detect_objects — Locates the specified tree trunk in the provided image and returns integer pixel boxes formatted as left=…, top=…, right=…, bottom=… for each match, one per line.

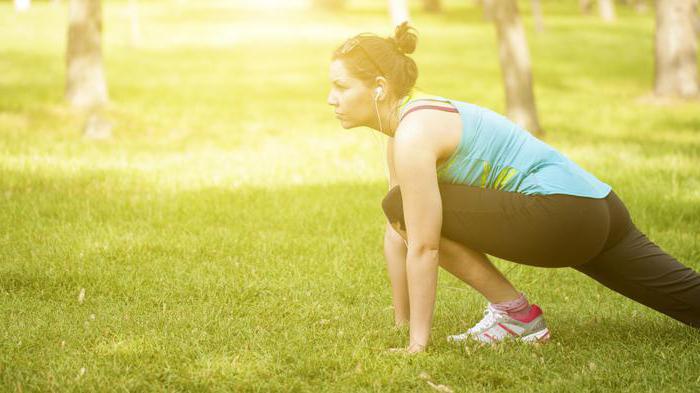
left=66, top=0, right=108, bottom=109
left=654, top=0, right=699, bottom=98
left=579, top=0, right=593, bottom=14
left=388, top=0, right=410, bottom=26
left=128, top=0, right=141, bottom=46
left=473, top=0, right=494, bottom=21
left=482, top=0, right=494, bottom=21
left=693, top=0, right=700, bottom=36
left=491, top=0, right=542, bottom=136
left=598, top=0, right=616, bottom=23
left=632, top=0, right=649, bottom=13
left=15, top=0, right=31, bottom=12
left=532, top=0, right=544, bottom=33
left=422, top=0, right=441, bottom=13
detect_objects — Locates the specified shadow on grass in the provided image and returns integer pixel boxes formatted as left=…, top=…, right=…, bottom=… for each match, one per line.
left=556, top=315, right=700, bottom=346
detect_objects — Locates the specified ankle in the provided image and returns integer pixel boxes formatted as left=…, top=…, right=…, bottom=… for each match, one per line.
left=491, top=292, right=532, bottom=320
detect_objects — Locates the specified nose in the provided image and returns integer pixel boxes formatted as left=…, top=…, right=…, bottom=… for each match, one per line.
left=327, top=91, right=338, bottom=107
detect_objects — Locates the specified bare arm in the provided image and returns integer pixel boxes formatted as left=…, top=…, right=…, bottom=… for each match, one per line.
left=394, top=120, right=443, bottom=352
left=384, top=137, right=410, bottom=327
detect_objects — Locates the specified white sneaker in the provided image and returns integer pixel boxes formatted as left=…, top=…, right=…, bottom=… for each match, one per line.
left=448, top=304, right=550, bottom=344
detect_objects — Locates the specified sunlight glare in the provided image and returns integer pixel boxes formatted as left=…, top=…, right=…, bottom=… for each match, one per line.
left=237, top=0, right=309, bottom=10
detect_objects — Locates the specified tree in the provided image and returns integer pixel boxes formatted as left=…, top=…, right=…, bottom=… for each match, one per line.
left=694, top=0, right=700, bottom=35
left=579, top=0, right=593, bottom=14
left=128, top=0, right=141, bottom=46
left=66, top=0, right=108, bottom=109
left=489, top=0, right=543, bottom=136
left=388, top=0, right=410, bottom=26
left=422, top=0, right=441, bottom=13
left=532, top=0, right=544, bottom=33
left=654, top=0, right=699, bottom=98
left=598, top=0, right=616, bottom=23
left=619, top=0, right=648, bottom=13
left=481, top=0, right=494, bottom=21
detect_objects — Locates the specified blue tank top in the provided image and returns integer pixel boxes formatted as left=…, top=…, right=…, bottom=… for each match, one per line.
left=399, top=93, right=612, bottom=198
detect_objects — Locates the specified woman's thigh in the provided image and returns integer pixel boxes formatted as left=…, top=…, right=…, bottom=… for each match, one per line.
left=383, top=183, right=612, bottom=267
left=575, top=225, right=700, bottom=328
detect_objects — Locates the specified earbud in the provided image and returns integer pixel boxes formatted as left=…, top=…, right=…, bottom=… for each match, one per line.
left=374, top=87, right=383, bottom=100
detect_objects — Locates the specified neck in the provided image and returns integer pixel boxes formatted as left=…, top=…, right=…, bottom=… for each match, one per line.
left=373, top=95, right=406, bottom=137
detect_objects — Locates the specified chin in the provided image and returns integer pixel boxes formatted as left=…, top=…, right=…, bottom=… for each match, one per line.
left=338, top=119, right=356, bottom=129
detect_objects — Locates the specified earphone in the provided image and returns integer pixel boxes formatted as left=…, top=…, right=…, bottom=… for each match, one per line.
left=374, top=87, right=383, bottom=100
left=373, top=86, right=384, bottom=134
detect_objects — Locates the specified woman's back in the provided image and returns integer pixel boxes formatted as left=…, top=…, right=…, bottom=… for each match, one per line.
left=397, top=91, right=611, bottom=198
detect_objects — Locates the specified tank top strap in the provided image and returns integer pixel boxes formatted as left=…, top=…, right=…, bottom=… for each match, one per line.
left=399, top=104, right=459, bottom=123
left=397, top=90, right=455, bottom=122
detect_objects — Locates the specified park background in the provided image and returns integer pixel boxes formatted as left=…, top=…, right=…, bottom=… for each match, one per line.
left=1, top=0, right=699, bottom=391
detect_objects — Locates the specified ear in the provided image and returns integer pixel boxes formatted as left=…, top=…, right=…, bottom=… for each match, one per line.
left=374, top=77, right=388, bottom=100
left=374, top=87, right=383, bottom=100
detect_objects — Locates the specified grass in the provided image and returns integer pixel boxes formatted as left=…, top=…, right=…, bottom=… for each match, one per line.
left=1, top=0, right=699, bottom=391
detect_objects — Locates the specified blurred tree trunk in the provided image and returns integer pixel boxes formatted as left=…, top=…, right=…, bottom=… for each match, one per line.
left=389, top=0, right=411, bottom=26
left=532, top=0, right=544, bottom=33
left=422, top=0, right=441, bottom=13
left=598, top=0, right=616, bottom=22
left=694, top=0, right=700, bottom=36
left=579, top=0, right=593, bottom=14
left=14, top=0, right=31, bottom=12
left=621, top=0, right=648, bottom=13
left=482, top=0, right=494, bottom=21
left=632, top=0, right=649, bottom=13
left=655, top=0, right=699, bottom=98
left=128, top=0, right=141, bottom=46
left=312, top=0, right=344, bottom=10
left=490, top=0, right=543, bottom=136
left=66, top=0, right=108, bottom=109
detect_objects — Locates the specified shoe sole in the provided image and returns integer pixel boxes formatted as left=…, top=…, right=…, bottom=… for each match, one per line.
left=446, top=334, right=469, bottom=343
left=447, top=327, right=551, bottom=344
left=520, top=328, right=550, bottom=343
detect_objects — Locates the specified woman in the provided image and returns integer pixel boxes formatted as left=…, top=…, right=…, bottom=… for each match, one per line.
left=327, top=23, right=700, bottom=354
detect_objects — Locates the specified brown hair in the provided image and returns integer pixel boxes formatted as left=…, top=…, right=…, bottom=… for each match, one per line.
left=332, top=22, right=419, bottom=99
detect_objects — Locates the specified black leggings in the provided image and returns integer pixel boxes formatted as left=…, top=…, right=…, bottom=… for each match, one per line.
left=381, top=183, right=700, bottom=328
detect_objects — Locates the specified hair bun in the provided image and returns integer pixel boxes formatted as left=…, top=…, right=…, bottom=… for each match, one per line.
left=391, top=22, right=417, bottom=55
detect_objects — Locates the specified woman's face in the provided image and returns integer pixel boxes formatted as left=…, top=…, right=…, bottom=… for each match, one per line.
left=327, top=59, right=375, bottom=129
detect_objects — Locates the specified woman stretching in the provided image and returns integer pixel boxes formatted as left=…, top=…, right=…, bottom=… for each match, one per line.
left=327, top=23, right=700, bottom=354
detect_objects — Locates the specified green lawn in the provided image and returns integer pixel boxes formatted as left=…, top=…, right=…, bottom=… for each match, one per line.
left=1, top=1, right=699, bottom=391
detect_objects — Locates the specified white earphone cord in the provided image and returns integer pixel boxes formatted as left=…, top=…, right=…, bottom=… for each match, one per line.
left=372, top=90, right=389, bottom=184
left=374, top=95, right=383, bottom=135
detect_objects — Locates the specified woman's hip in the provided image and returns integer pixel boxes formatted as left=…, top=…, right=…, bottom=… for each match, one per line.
left=383, top=183, right=628, bottom=267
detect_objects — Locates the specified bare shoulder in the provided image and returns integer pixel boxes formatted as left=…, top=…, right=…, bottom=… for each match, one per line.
left=394, top=102, right=462, bottom=161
